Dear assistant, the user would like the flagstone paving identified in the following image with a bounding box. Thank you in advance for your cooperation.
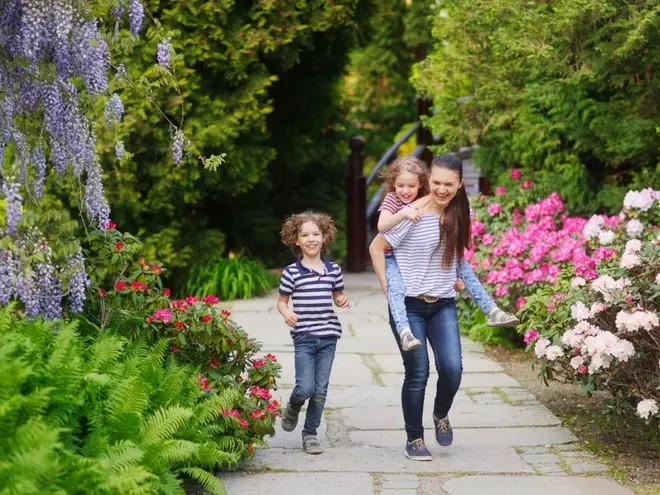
[220,272,632,495]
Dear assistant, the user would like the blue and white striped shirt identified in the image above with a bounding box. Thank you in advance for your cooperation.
[382,213,457,299]
[278,259,345,339]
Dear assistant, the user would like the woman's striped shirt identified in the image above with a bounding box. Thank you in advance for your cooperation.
[381,213,457,298]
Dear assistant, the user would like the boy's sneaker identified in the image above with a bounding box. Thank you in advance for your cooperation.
[302,435,323,455]
[404,438,433,461]
[486,307,520,328]
[400,329,422,352]
[281,402,300,432]
[434,415,453,446]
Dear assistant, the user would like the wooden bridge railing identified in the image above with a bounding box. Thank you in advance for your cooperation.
[345,97,488,272]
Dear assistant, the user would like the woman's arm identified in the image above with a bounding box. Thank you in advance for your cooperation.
[369,235,391,294]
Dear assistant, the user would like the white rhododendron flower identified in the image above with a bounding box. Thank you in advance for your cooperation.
[626,219,643,237]
[591,276,629,301]
[583,215,604,239]
[534,338,551,359]
[623,189,656,211]
[615,311,659,332]
[624,239,642,254]
[571,277,586,287]
[545,345,564,361]
[637,399,659,420]
[656,273,660,284]
[570,356,584,369]
[570,301,590,322]
[597,229,615,245]
[620,253,642,269]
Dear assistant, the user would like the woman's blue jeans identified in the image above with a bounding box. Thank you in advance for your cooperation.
[389,297,463,442]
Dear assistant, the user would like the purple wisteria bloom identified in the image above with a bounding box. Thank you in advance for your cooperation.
[31,146,46,199]
[115,140,125,161]
[36,262,62,319]
[157,38,171,68]
[172,128,184,164]
[67,250,89,313]
[104,93,124,125]
[128,0,144,35]
[2,181,22,236]
[0,250,14,305]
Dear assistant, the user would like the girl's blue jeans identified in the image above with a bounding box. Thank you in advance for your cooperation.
[385,254,495,333]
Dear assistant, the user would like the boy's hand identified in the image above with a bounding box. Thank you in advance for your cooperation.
[454,279,465,291]
[334,294,351,309]
[282,310,298,327]
[402,207,422,223]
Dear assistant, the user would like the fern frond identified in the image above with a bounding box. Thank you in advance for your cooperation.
[99,440,144,471]
[141,406,193,446]
[178,467,227,495]
[105,377,149,440]
[100,465,156,494]
[152,470,183,495]
[148,439,198,469]
[86,335,126,373]
[194,442,240,468]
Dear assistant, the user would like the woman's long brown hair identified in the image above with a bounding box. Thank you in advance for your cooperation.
[430,155,472,269]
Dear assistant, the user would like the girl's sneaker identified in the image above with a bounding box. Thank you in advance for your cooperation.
[486,307,520,328]
[400,329,422,352]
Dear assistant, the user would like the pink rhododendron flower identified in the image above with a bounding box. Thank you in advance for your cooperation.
[524,329,539,344]
[202,295,219,305]
[488,203,502,216]
[495,186,507,196]
[482,233,495,245]
[521,179,533,189]
[516,297,527,310]
[152,308,172,323]
[510,168,522,180]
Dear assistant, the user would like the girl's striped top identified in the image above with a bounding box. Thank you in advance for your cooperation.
[381,214,457,299]
[278,259,344,339]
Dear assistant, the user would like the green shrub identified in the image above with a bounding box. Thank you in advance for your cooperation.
[0,305,243,494]
[457,298,518,349]
[83,227,282,443]
[184,255,278,301]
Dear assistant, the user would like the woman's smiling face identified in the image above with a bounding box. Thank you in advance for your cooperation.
[429,166,462,210]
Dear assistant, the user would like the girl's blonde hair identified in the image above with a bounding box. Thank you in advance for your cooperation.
[381,156,430,197]
[280,211,337,258]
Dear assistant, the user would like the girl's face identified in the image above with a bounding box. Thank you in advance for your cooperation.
[394,170,421,204]
[429,166,462,210]
[296,221,324,258]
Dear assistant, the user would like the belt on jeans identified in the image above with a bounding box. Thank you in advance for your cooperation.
[414,294,439,303]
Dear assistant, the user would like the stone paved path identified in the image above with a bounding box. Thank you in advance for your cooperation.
[220,273,633,495]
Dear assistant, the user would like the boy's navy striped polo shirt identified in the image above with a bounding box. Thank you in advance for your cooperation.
[278,259,344,339]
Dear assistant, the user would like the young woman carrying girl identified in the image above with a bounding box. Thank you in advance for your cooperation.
[369,155,506,460]
[376,156,518,352]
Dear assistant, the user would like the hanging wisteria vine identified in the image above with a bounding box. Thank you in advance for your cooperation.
[0,0,188,318]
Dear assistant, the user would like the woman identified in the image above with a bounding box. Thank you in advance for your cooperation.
[369,154,470,461]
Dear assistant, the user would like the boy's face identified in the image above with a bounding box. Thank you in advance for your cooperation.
[296,221,324,258]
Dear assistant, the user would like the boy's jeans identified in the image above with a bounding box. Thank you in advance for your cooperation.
[385,254,495,334]
[289,334,337,437]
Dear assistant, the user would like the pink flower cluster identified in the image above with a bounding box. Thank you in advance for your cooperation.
[471,190,617,303]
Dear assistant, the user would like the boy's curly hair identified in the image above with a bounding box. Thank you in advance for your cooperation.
[280,211,337,258]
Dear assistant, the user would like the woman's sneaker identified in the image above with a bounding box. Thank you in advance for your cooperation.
[434,415,453,446]
[404,438,433,461]
[486,307,520,328]
[400,329,422,352]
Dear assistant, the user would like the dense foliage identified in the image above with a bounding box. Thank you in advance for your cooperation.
[415,0,660,214]
[105,0,366,268]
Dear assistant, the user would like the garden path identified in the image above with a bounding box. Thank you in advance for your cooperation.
[219,272,633,495]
